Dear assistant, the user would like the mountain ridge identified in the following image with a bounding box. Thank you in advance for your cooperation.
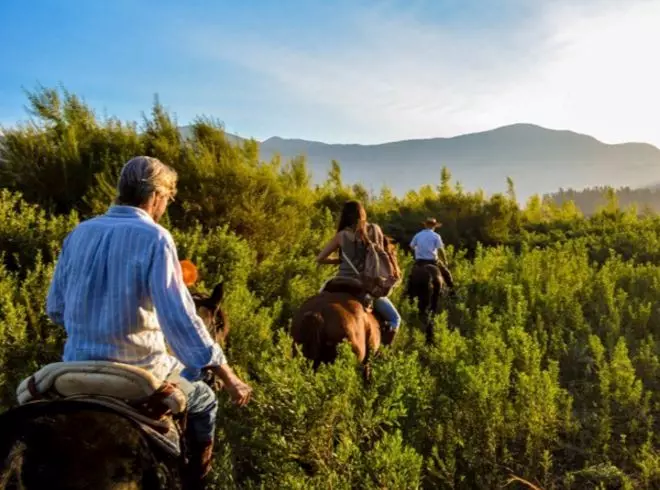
[257,123,658,149]
[144,123,660,200]
[250,124,660,200]
[4,120,658,201]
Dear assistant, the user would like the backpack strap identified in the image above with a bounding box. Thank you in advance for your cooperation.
[342,223,382,273]
[341,248,361,277]
[363,223,384,247]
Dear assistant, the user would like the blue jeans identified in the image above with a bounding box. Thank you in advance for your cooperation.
[166,370,218,443]
[373,297,401,328]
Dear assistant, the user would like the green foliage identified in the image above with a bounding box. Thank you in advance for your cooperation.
[4,85,660,488]
[0,189,78,273]
[0,256,64,411]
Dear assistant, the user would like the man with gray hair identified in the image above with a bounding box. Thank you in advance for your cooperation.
[46,156,252,486]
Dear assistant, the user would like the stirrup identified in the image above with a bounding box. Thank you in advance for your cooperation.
[363,294,374,313]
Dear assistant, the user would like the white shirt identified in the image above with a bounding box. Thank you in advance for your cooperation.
[46,205,226,382]
[410,228,444,260]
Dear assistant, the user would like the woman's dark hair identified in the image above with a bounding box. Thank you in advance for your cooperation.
[337,200,367,240]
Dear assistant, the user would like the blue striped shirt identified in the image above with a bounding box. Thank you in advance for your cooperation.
[46,205,226,382]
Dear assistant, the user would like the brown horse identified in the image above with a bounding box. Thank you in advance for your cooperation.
[291,278,395,380]
[0,261,228,490]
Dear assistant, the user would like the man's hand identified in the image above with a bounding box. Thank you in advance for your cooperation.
[212,364,253,407]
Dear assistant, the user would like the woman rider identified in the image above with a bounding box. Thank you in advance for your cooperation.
[315,200,402,332]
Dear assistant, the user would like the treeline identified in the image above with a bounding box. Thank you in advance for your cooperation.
[546,186,660,216]
[2,86,660,488]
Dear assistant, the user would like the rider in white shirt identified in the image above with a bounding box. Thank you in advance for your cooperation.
[410,218,456,293]
[47,156,252,486]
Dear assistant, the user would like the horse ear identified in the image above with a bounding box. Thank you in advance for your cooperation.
[209,282,224,306]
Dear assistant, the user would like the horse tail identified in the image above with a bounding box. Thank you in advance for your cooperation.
[0,441,26,489]
[424,265,442,315]
[427,265,441,296]
[300,311,325,366]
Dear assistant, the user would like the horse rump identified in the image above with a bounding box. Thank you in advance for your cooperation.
[0,400,179,490]
[296,310,325,367]
[406,263,444,316]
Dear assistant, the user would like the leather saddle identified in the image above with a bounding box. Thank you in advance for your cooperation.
[15,361,188,457]
[320,276,372,310]
[319,277,394,330]
[319,277,394,341]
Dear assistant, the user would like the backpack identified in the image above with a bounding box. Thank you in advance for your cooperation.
[341,223,402,298]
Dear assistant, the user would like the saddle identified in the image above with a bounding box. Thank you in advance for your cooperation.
[319,277,394,322]
[15,361,188,457]
[320,276,373,311]
[319,277,395,341]
[413,259,440,270]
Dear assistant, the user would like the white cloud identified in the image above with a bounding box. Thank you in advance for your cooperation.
[516,0,660,145]
[185,0,660,146]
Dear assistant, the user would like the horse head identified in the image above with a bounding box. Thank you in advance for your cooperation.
[180,259,230,392]
[180,259,230,347]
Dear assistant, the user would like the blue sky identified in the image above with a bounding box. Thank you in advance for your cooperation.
[1,0,659,145]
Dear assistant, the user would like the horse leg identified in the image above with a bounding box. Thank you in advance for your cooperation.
[362,319,381,384]
[362,344,372,384]
[347,331,365,363]
[430,275,441,316]
[344,321,371,382]
[425,269,442,345]
[416,287,429,321]
[425,316,435,345]
[0,441,25,489]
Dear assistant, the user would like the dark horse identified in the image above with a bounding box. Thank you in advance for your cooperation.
[291,278,396,380]
[0,261,230,490]
[405,261,449,342]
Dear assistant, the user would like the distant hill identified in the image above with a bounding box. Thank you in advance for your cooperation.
[249,124,660,202]
[177,125,246,146]
[15,121,652,203]
[5,119,658,203]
